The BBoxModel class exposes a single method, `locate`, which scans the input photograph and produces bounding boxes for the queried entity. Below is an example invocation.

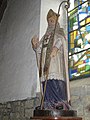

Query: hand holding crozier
[50,46,58,57]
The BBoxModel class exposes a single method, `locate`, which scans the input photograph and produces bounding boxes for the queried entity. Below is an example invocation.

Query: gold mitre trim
[47,9,60,21]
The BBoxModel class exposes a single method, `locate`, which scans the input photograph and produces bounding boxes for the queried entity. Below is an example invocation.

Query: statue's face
[48,16,57,27]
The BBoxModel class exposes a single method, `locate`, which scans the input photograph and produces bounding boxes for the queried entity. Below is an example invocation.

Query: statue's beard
[45,22,65,39]
[46,22,60,34]
[48,24,55,30]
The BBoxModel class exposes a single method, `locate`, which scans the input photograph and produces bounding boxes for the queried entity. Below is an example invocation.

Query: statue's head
[47,9,60,27]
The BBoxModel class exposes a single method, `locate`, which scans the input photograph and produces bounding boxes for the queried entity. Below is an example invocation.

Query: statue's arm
[31,36,43,53]
[50,35,63,57]
[31,36,43,68]
[54,35,63,50]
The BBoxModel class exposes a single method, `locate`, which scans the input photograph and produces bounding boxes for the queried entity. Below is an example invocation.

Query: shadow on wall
[0,0,7,22]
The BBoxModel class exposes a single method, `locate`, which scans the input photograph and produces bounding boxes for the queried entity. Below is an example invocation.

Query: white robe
[35,31,70,103]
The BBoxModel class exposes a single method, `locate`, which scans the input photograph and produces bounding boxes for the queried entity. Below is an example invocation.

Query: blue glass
[85,59,89,63]
[70,69,77,74]
[88,6,90,11]
[86,25,90,31]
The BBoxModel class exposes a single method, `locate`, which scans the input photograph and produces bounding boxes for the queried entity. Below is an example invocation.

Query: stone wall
[0,78,90,120]
[0,97,40,120]
[70,78,90,120]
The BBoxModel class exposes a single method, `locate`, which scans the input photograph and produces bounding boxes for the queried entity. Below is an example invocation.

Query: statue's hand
[50,47,58,58]
[31,35,39,49]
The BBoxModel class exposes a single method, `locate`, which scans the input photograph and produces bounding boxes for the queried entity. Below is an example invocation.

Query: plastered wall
[0,0,41,102]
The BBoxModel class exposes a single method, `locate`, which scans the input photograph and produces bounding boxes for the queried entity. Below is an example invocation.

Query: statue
[31,9,70,110]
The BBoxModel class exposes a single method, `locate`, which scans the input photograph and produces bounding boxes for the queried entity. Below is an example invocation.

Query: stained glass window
[68,0,90,80]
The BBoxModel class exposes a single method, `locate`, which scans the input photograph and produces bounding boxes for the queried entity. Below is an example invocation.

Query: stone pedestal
[31,116,82,120]
[30,110,82,120]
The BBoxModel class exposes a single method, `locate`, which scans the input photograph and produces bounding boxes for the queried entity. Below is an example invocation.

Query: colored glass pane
[74,0,87,8]
[80,20,85,26]
[86,17,90,24]
[68,0,90,79]
[75,60,84,66]
[86,25,90,31]
[85,65,90,71]
[70,32,74,48]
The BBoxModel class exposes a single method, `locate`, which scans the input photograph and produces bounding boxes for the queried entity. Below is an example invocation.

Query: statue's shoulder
[55,32,64,39]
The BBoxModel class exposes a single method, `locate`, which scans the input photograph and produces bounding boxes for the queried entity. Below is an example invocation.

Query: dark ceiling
[0,0,3,7]
[0,0,7,22]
